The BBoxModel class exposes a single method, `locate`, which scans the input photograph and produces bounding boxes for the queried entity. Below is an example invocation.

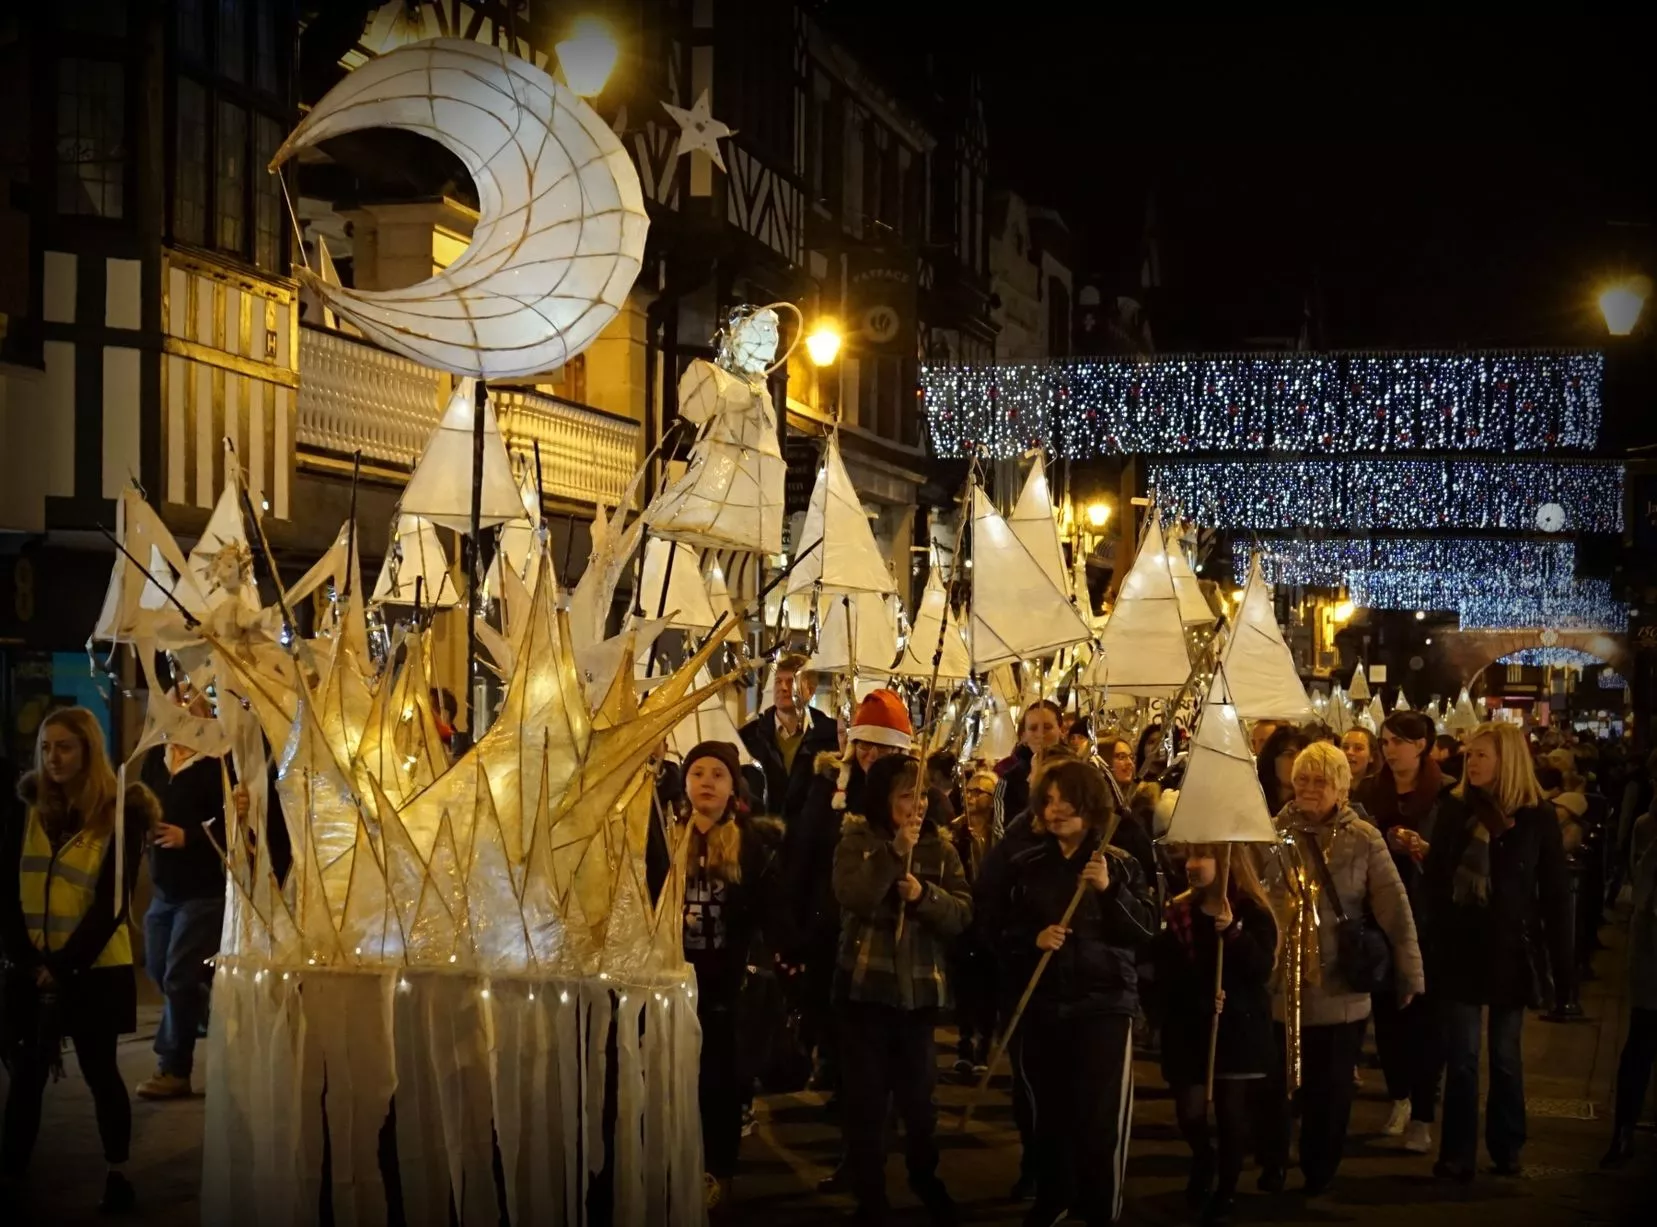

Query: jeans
[144,892,224,1077]
[1440,1001,1526,1168]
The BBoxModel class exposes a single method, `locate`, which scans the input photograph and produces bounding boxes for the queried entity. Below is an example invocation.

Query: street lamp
[804,320,842,367]
[1085,501,1111,528]
[1333,599,1356,624]
[1599,276,1651,336]
[555,17,619,97]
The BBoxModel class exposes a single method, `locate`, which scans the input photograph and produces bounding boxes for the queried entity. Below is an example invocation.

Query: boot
[98,1171,137,1215]
[1600,1126,1636,1169]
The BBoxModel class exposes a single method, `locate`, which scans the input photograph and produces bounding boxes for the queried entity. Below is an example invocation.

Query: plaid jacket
[832,813,972,1011]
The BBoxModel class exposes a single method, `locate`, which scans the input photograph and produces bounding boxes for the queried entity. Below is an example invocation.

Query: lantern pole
[460,376,488,750]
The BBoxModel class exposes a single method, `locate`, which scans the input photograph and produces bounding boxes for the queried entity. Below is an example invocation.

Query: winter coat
[1421,796,1571,1009]
[1352,760,1449,919]
[832,810,972,1011]
[680,812,786,1006]
[1629,834,1657,1013]
[739,705,839,824]
[1,772,157,1039]
[1262,803,1424,1026]
[993,744,1034,834]
[992,830,1158,1021]
[780,751,865,959]
[1152,891,1278,1084]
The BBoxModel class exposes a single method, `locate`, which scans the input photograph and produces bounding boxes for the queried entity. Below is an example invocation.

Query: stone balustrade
[296,325,639,507]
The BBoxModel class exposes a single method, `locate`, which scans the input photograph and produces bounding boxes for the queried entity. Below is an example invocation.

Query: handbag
[1301,831,1393,995]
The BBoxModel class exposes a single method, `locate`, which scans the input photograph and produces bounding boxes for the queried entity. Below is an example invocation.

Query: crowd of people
[0,654,1653,1223]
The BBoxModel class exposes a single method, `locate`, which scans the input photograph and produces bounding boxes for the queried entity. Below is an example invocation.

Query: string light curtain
[1153,459,1623,533]
[922,351,1604,458]
[1497,647,1607,668]
[1249,538,1578,594]
[1458,581,1628,632]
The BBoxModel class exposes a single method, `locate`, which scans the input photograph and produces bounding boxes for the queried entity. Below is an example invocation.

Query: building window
[175,78,208,245]
[172,0,291,273]
[56,58,126,219]
[215,100,247,253]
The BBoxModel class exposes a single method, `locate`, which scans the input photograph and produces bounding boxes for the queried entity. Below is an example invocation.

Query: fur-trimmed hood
[18,769,161,829]
[815,750,845,778]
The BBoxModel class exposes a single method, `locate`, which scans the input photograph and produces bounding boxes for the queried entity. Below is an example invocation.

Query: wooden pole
[1206,844,1233,1103]
[961,813,1120,1127]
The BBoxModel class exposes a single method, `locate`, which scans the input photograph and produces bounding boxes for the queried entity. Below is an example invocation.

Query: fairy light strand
[922,351,1604,458]
[1497,647,1607,668]
[1248,538,1578,594]
[1154,459,1622,533]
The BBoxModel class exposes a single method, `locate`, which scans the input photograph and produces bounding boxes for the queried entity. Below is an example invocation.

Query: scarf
[1371,756,1443,833]
[1452,787,1514,906]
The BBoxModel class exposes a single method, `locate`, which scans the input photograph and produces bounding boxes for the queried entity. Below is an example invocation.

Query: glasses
[965,786,994,798]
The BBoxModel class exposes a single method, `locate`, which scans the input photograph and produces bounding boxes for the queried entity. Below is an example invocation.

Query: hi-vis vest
[18,810,131,970]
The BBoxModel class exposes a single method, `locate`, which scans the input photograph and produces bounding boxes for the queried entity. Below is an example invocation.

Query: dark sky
[824,7,1656,350]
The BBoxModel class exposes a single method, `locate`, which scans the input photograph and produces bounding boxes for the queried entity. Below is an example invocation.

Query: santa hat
[847,689,912,749]
[835,690,913,811]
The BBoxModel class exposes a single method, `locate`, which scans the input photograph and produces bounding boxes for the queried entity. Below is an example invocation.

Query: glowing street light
[1085,501,1112,528]
[1333,599,1356,624]
[804,320,842,366]
[1599,276,1651,336]
[556,17,619,97]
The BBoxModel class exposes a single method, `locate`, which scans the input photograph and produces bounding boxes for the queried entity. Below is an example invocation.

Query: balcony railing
[296,325,640,508]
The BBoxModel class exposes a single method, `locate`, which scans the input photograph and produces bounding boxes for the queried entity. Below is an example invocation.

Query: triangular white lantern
[92,488,206,643]
[1008,455,1070,600]
[489,461,543,594]
[1394,688,1411,713]
[188,472,260,616]
[1327,684,1354,735]
[637,536,719,631]
[372,515,460,608]
[896,568,972,681]
[1220,554,1313,722]
[1095,513,1192,697]
[1347,661,1372,703]
[811,591,901,677]
[400,379,528,533]
[1364,694,1385,732]
[1446,687,1481,736]
[665,669,754,762]
[1163,668,1280,843]
[969,487,1091,669]
[1168,537,1217,626]
[786,434,895,597]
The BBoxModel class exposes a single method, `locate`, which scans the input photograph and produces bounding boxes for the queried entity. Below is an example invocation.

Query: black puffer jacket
[779,752,864,960]
[993,829,1158,1019]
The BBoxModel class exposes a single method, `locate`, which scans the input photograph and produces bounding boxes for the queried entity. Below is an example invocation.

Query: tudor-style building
[0,0,995,751]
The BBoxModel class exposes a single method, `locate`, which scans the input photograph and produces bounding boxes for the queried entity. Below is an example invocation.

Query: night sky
[824,6,1655,352]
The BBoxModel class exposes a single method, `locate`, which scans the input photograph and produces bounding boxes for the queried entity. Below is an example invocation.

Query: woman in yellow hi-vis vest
[1,707,155,1214]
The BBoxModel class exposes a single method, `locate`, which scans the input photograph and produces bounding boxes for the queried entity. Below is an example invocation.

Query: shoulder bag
[1301,830,1393,994]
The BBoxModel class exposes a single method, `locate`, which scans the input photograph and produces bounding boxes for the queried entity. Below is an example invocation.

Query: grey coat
[1263,804,1425,1026]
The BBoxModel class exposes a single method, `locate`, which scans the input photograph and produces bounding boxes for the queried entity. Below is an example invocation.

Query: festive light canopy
[271,39,648,379]
[1458,582,1628,632]
[922,351,1603,459]
[1155,459,1623,533]
[1497,646,1606,668]
[1250,537,1578,591]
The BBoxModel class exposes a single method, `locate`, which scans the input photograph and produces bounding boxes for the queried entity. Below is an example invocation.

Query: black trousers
[698,1000,742,1178]
[950,945,996,1059]
[1260,1020,1365,1186]
[2,1025,131,1170]
[838,1001,942,1212]
[1372,989,1441,1122]
[1613,1006,1657,1132]
[1021,1011,1134,1225]
[801,943,841,1091]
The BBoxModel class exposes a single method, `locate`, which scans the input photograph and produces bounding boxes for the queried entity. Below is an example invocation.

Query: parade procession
[0,5,1654,1226]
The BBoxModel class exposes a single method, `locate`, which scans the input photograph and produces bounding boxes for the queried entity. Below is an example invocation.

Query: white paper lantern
[271,38,649,379]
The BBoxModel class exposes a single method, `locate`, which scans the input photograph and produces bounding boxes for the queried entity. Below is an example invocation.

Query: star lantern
[663,90,736,172]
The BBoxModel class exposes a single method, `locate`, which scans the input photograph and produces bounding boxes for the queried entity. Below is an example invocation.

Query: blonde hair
[33,707,120,836]
[1291,740,1352,800]
[1453,723,1543,816]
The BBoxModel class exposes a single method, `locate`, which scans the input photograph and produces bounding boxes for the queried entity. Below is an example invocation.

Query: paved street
[5,919,1653,1226]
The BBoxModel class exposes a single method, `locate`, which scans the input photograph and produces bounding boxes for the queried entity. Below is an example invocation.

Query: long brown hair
[1179,841,1280,968]
[33,707,120,836]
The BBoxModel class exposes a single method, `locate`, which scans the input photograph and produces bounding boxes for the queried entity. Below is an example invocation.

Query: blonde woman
[1,709,157,1213]
[1258,741,1423,1196]
[1423,722,1569,1181]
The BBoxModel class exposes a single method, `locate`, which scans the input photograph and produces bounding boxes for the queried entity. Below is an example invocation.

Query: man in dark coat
[738,653,838,825]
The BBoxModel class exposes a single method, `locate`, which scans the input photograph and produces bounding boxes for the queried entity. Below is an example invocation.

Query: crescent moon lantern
[271,39,648,380]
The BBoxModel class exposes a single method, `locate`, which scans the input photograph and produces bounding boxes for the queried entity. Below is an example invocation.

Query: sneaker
[1403,1121,1433,1153]
[972,1062,989,1077]
[1383,1098,1411,1136]
[98,1171,136,1214]
[135,1072,192,1100]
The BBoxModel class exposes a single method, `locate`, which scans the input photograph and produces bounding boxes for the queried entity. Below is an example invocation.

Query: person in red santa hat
[779,691,918,1150]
